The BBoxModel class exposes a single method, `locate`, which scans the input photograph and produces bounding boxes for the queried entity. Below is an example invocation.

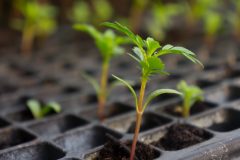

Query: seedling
[129,0,149,32]
[12,0,57,56]
[227,0,240,40]
[104,22,202,160]
[177,81,204,118]
[69,0,112,25]
[147,2,183,41]
[27,99,61,119]
[185,0,222,44]
[73,24,129,121]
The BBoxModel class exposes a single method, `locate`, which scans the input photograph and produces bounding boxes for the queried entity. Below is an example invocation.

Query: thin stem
[98,61,109,121]
[182,105,190,118]
[21,24,34,57]
[130,112,142,160]
[137,78,147,112]
[182,98,190,118]
[130,77,147,160]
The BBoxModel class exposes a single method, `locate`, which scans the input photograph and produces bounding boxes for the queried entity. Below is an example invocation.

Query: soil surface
[96,139,158,160]
[152,124,210,150]
[164,101,213,117]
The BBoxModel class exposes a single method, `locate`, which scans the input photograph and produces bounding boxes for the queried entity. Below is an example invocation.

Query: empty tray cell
[104,112,172,133]
[53,125,122,154]
[206,85,240,104]
[0,128,36,150]
[79,102,134,121]
[0,142,65,160]
[158,101,217,118]
[0,117,10,129]
[28,115,89,137]
[195,79,219,89]
[192,108,240,132]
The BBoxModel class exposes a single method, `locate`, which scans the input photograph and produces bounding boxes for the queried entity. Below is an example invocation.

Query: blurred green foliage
[12,0,57,37]
[69,0,113,25]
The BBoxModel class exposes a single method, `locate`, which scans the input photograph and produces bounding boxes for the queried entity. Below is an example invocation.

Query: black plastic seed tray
[0,49,240,160]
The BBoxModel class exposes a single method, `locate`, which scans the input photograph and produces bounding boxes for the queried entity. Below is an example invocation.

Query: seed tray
[0,44,240,159]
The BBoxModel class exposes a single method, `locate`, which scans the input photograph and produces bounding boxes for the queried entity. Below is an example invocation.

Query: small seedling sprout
[177,80,204,118]
[73,24,130,121]
[12,0,57,56]
[27,99,61,119]
[104,22,203,160]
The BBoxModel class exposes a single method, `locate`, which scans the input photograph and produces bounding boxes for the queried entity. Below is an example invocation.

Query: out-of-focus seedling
[147,2,183,41]
[104,22,202,160]
[73,24,129,121]
[227,0,240,41]
[27,99,61,119]
[12,0,57,56]
[129,0,149,33]
[70,0,112,25]
[185,0,222,44]
[177,80,204,118]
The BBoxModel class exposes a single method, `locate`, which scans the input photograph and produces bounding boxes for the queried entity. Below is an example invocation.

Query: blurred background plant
[10,0,57,56]
[0,0,239,57]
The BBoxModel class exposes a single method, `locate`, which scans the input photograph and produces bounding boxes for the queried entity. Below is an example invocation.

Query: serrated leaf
[157,45,203,67]
[103,22,143,48]
[27,99,42,119]
[112,75,138,110]
[143,89,182,111]
[146,37,161,55]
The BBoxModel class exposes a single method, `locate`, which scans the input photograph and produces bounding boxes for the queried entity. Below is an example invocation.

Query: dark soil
[96,139,159,160]
[164,101,215,117]
[152,124,211,150]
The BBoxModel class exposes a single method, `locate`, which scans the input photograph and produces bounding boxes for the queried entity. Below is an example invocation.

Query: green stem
[21,23,35,57]
[98,61,109,121]
[130,112,142,160]
[130,77,147,160]
[183,98,190,118]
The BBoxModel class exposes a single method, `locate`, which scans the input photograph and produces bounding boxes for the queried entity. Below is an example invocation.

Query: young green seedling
[185,0,222,43]
[227,0,240,40]
[129,0,149,33]
[104,22,203,160]
[12,0,57,56]
[147,2,183,41]
[73,24,129,121]
[27,99,61,119]
[177,80,204,118]
[69,0,112,25]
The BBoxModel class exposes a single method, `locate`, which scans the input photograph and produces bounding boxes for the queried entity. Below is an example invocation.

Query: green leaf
[27,99,42,119]
[133,47,144,61]
[73,24,101,41]
[157,45,203,67]
[82,73,100,95]
[46,102,61,113]
[143,89,182,111]
[146,37,161,55]
[112,75,138,109]
[177,80,204,110]
[41,101,61,117]
[102,22,143,48]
